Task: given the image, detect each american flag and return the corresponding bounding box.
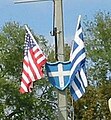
[70,15,88,101]
[19,25,47,93]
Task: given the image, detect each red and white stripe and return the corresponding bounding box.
[20,26,47,93]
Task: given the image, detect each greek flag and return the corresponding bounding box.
[45,61,71,90]
[70,15,88,101]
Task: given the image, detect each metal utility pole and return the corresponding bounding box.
[54,0,68,119]
[14,0,67,119]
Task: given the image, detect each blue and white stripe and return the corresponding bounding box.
[70,15,88,101]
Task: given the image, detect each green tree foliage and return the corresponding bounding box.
[0,22,57,120]
[2,11,111,120]
[64,43,71,61]
[72,12,111,120]
[0,22,24,80]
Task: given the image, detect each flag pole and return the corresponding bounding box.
[24,25,40,47]
[54,0,68,119]
[14,0,68,119]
